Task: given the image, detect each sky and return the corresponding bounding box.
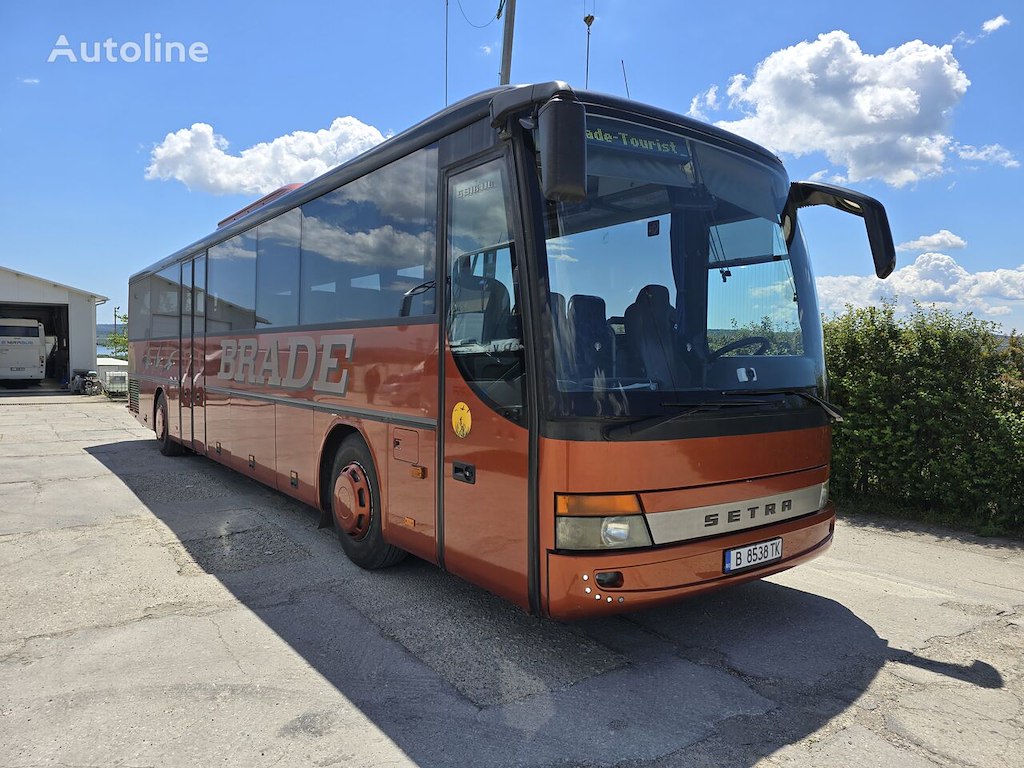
[0,1,1021,331]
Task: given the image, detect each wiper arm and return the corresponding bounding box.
[723,388,845,423]
[603,398,770,441]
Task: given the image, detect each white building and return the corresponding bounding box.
[0,266,108,380]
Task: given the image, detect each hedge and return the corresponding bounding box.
[823,301,1024,537]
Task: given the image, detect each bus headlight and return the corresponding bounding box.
[554,494,653,550]
[819,479,830,509]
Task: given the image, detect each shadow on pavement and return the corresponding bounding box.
[85,439,1002,767]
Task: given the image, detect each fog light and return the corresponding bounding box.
[595,571,623,589]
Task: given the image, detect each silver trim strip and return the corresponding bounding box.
[203,384,437,430]
[645,483,825,544]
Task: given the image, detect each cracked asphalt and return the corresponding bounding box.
[1,395,1021,767]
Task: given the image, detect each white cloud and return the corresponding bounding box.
[18,77,40,85]
[703,31,970,187]
[807,169,848,184]
[817,252,1024,321]
[145,118,386,195]
[686,85,719,121]
[897,229,967,252]
[982,15,1010,33]
[480,44,493,56]
[955,142,1020,168]
[545,238,578,263]
[955,14,1011,45]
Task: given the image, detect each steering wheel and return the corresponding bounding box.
[709,336,770,361]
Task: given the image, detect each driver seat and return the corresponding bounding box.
[624,284,689,389]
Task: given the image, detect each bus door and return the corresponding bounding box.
[441,157,531,609]
[181,255,207,453]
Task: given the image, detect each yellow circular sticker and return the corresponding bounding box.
[451,401,472,438]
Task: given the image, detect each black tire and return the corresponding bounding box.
[329,434,406,569]
[155,392,184,457]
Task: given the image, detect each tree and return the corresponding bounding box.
[106,309,128,360]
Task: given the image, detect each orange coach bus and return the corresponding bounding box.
[128,82,894,619]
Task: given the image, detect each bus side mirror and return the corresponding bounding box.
[537,95,587,202]
[789,181,896,279]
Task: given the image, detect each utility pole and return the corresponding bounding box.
[498,0,516,85]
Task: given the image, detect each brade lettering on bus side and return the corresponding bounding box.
[217,334,355,394]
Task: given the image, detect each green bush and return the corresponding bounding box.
[823,301,1024,537]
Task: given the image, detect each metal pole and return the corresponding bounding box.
[445,0,449,105]
[498,0,516,85]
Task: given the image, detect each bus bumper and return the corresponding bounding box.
[544,504,835,620]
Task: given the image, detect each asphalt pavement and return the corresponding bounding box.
[1,395,1021,767]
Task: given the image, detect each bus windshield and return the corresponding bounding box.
[541,113,824,419]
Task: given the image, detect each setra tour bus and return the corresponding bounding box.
[128,82,894,619]
[0,319,47,382]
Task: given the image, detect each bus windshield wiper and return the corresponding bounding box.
[723,388,845,423]
[603,398,770,441]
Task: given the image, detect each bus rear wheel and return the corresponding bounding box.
[155,392,183,457]
[330,435,406,570]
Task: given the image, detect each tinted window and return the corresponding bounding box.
[128,276,152,340]
[300,145,438,324]
[151,265,180,338]
[208,231,257,332]
[194,254,206,335]
[0,325,40,337]
[181,260,193,338]
[256,209,301,327]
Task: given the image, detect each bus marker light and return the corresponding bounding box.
[402,517,416,528]
[556,493,641,517]
[248,454,256,469]
[410,465,427,480]
[290,471,299,488]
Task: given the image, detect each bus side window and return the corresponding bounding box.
[446,158,525,417]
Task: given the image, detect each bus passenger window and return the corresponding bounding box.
[208,231,257,332]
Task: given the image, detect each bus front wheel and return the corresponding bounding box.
[155,392,183,457]
[329,435,406,570]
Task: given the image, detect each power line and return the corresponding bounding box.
[456,0,500,29]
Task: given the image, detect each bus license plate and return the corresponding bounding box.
[724,538,783,573]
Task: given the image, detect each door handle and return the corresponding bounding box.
[452,461,476,484]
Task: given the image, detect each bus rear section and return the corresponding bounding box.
[0,320,46,382]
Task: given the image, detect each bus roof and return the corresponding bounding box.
[131,81,782,283]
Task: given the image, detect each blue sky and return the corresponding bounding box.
[1,1,1020,330]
